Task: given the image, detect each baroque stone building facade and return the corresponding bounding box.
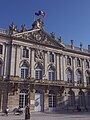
[0,19,90,112]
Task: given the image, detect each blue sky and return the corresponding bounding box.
[0,0,90,49]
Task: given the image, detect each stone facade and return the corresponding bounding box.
[0,19,90,112]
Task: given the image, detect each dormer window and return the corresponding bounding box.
[49,52,54,62]
[67,56,71,65]
[77,58,81,67]
[0,45,3,54]
[22,47,29,58]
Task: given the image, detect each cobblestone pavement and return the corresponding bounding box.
[0,112,90,120]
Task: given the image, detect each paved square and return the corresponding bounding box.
[0,112,90,120]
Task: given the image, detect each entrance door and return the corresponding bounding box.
[35,93,44,112]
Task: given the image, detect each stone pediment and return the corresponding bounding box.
[13,28,65,48]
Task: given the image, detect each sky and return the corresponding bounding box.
[0,0,90,49]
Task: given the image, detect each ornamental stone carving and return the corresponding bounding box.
[34,49,44,63]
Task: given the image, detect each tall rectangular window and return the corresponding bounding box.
[22,47,29,58]
[49,95,56,107]
[35,69,42,80]
[49,52,54,62]
[0,45,3,54]
[21,67,28,79]
[19,94,28,108]
[48,71,55,80]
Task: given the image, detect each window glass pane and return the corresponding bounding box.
[67,70,72,83]
[78,92,84,107]
[86,60,89,68]
[49,52,54,62]
[21,69,24,78]
[25,95,28,106]
[49,96,52,107]
[19,89,28,108]
[0,62,2,76]
[25,69,28,78]
[77,71,82,84]
[21,65,29,79]
[68,92,74,107]
[26,49,29,58]
[22,48,29,58]
[48,70,55,80]
[77,58,81,66]
[67,56,71,65]
[87,92,90,106]
[35,69,42,80]
[19,95,24,108]
[49,95,56,107]
[0,45,3,54]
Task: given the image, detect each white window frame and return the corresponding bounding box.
[35,68,42,80]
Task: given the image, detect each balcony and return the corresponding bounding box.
[66,81,90,88]
[34,79,67,86]
[8,76,67,86]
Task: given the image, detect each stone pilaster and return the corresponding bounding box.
[63,55,66,81]
[44,51,48,79]
[16,45,20,76]
[30,89,35,112]
[56,54,60,80]
[3,43,6,76]
[60,54,63,80]
[82,59,86,87]
[31,49,35,78]
[4,43,10,76]
[44,90,49,111]
[10,45,16,76]
[72,57,76,86]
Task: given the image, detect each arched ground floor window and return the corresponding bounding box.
[68,90,75,107]
[49,91,57,108]
[19,89,28,108]
[78,91,85,108]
